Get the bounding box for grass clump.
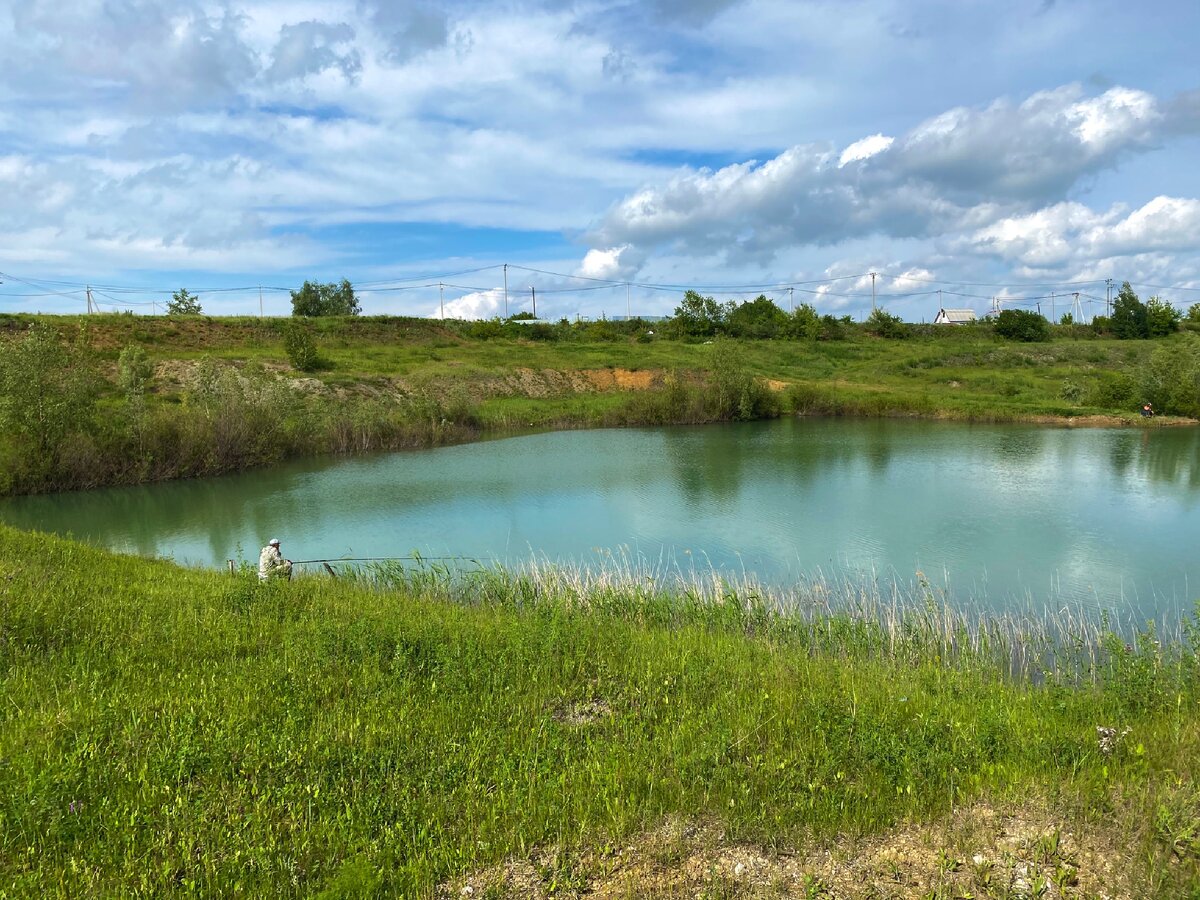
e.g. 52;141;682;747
1;526;1198;896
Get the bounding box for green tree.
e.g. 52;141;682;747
993;308;1050;342
789;303;822;341
1110;282;1148;339
291;279;360;317
724;294;788;338
167;288;202;315
669;290;729;338
118;343;154;448
1187;303;1200;324
0;323;96;464
1059;312;1075;325
1145;296;1181;337
864;307;910;338
1139;335;1200;417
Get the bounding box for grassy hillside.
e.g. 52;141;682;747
0;312;1194;496
1;526;1198;896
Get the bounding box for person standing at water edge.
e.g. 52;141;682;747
258;538;293;582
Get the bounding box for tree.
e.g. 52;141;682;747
291;279;360;317
167;288;202;315
0;323;96;463
864;307;910;339
668;290;731;338
1110;282;1148;339
993;308;1050;342
790;303;822;341
118;343;154;447
1145;296;1181;337
1187;303;1200;324
1059;312;1075;326
724;294;788;338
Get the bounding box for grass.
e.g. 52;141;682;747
1;526;1198;897
0;311;1193;497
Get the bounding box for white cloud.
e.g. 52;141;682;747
965;196;1200;270
430;287;505;320
839;134;894;167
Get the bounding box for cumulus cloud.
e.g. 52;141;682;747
4;0;258;111
358;1;451;63
588;85;1172;269
576;244;645;281
265;21;361;83
430;287;505;320
964;196;1200;270
839;134;893;167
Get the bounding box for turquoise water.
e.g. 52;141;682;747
2;418;1198;621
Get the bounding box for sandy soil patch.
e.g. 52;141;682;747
442;802;1141;899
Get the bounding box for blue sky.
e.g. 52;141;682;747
1;0;1199;320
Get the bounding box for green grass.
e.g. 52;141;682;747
1;526;1198;896
0;313;1190;496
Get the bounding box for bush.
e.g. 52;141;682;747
1138;336;1200;417
707;339;780;420
284;324;321;372
864;308;910;339
993;309;1050;342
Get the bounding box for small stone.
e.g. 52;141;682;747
972;854;986;866
734;862;747;877
460;886;474;896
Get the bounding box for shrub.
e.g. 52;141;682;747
1138;336;1200;417
864;308;910;339
284;324;321;372
993;309;1050;342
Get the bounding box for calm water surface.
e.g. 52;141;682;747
2;418;1198;620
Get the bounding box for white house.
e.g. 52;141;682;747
934;308;977;325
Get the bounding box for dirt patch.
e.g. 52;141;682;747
441;802;1140;898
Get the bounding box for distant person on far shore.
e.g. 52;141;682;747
1141;403;1154;418
258;538;293;582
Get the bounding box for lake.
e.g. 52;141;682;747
2;418;1198;623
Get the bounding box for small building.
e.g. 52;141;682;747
934;308;977;325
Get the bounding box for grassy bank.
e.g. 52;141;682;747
0;312;1195;496
1;526;1198;896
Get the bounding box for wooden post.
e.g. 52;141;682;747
323;562;338;579
227;559;235;575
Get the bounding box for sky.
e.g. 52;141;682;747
1;0;1199;321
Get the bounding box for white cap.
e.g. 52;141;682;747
268;538;280;546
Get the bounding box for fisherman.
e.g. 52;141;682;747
1141;402;1155;418
258;538;293;582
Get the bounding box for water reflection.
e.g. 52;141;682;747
1;419;1198;619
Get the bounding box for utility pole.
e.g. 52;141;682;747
870;272;877;312
1050;292;1055;322
626;282;630;319
86;285;93;314
788;286;794;312
1106;278;1113;316
530;285;537;318
259;286;264;319
439;282;445;320
503;264;509;318
937;288;942;310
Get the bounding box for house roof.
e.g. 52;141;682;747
935;308;977;323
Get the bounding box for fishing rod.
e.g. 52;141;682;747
288;555;485;565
